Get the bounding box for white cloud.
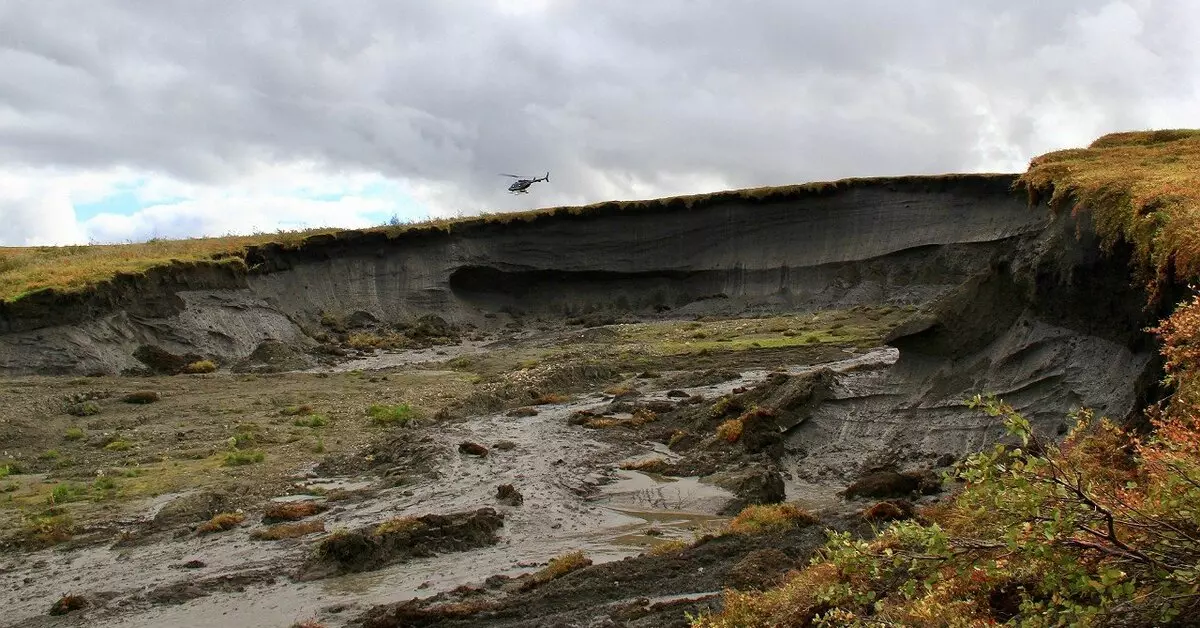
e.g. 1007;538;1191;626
0;163;432;246
0;1;1198;246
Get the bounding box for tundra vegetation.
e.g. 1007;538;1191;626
690;130;1200;627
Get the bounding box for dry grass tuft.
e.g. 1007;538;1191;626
716;417;744;443
725;503;818;536
262;501;327;523
647;538;691;556
251;519;325;540
197;512;245;534
522;550;591;589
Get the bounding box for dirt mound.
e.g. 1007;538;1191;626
706;467;787;515
230;339;316;373
842;469;942;499
726;547;796;590
151;491;232;528
297;508;505;580
313;431;443;482
131;344;207;375
456;362;623;415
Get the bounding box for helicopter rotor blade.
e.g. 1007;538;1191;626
499;173;523;178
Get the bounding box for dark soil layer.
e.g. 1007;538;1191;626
353;515;873;628
298;508;506;580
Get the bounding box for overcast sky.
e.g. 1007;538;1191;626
1;0;1197;246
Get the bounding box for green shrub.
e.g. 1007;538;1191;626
367;404;416;426
294;414;328;428
223;450;265;466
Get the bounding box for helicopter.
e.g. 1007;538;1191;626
499;172;549;194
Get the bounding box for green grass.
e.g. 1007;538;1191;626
367;403;417;426
293;414;329;428
222;449;265;466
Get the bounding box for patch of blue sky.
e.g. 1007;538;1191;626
73;185;187;221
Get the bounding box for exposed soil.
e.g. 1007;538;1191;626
0;310;923;628
0;280;1160;628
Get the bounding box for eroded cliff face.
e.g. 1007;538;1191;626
0;176;1043;373
0;175;1162;467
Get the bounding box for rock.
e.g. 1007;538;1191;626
153;491;230;528
666;390;690;398
458;442;488;457
182;560;206;569
708;467;786;515
121;390;161;404
842;469;942;499
506;407;538;417
298;507;505;580
231;340;316;374
131;345;205;376
639;400;675;413
496;484;524;506
568;410;597;425
48;594;89;616
725;548;795;590
492;441;517;451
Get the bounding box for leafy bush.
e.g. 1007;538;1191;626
691;395;1200;627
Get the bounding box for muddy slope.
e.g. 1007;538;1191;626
0;175;1044;375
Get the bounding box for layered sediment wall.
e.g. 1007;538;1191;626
0;172;1168;474
1;175;1056;375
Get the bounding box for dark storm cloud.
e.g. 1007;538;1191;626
0;0;1196;214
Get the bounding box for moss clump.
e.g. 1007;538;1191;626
66;401;101;417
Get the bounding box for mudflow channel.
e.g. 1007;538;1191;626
2;347;896;628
